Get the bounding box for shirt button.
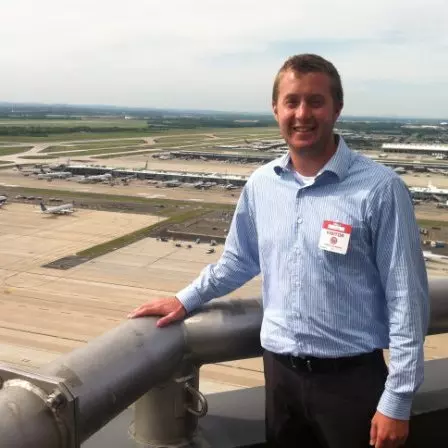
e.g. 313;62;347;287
297;218;303;224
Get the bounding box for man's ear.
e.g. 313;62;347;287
272;102;279;123
334;102;343;122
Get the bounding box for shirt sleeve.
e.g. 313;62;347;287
176;182;261;313
368;176;429;420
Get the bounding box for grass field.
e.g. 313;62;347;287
0;126;280;143
45;139;146;152
44;144;146;154
1;186;234;214
417;219;448;228
95;150;163;159
44;139;207;154
0;131;154;143
211;129;280;137
0;118;149;128
22;147;155;159
0;146;32;156
41;146;154;157
154;135;215;144
34;134;279;159
172;144;256;153
150;141;196;148
20;154;63;159
75;208;210;260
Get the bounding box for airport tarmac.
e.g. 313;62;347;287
402;173;448;188
101;155;448;187
3;165;448;208
0;203;447;396
0;170;240;205
100;155;259;175
0;203;262;392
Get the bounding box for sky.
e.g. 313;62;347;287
2;0;448;118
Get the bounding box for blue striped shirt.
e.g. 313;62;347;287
177;136;429;420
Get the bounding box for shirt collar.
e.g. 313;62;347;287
274;151;291;172
273;135;352;181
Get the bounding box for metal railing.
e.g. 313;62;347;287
0;278;447;448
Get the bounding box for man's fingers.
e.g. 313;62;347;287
128;304;157;318
127;307;145;318
128;297;186;325
370;412;408;448
370;419;377;447
157;311;179;328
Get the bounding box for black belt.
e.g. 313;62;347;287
273;349;383;373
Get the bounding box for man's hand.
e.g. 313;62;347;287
128;297;187;328
370;411;409;448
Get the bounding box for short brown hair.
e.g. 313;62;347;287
272;54;343;108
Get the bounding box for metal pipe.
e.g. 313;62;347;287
130;363;204;447
183;298;263;364
40;318;186;443
130;298;264;448
0;278;445;448
0;381;62;448
427;278;448;335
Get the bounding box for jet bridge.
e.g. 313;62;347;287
0;278;447;448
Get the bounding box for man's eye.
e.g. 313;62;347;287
309;98;324;107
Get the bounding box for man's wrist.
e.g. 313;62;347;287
175;286;203;313
377;389;413;420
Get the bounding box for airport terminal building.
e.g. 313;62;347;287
382;143;448;157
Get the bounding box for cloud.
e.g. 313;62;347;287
1;0;447;117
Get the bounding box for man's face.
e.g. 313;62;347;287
273;70;341;156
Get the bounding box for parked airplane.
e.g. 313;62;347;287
410;183;448;200
37;171;72;180
120;174;136;185
162;180;181;188
16;165;43;175
40;202;74;215
436;201;448;209
78;173;113;184
193;182;212;190
48;162;70;171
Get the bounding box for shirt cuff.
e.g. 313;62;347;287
176;284;205;313
377;389;414;420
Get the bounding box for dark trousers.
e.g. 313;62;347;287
263;349;388;448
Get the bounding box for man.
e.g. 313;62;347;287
129;54;429;448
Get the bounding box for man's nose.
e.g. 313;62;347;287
295;101;311;119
